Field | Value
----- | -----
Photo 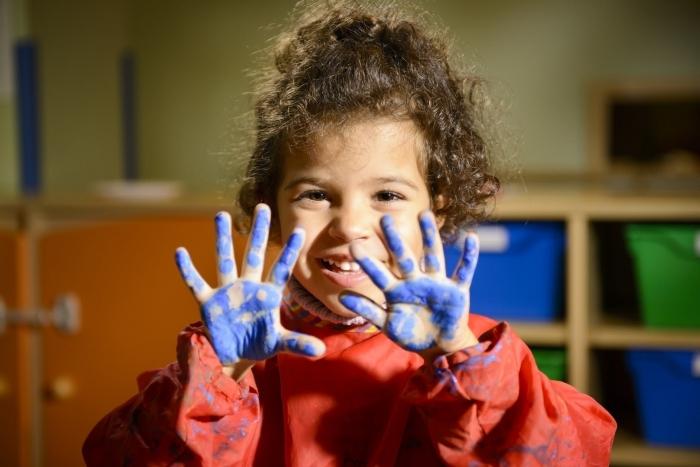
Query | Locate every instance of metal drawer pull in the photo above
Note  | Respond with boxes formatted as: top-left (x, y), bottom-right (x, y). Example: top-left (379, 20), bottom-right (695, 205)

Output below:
top-left (45, 376), bottom-right (77, 401)
top-left (0, 294), bottom-right (80, 334)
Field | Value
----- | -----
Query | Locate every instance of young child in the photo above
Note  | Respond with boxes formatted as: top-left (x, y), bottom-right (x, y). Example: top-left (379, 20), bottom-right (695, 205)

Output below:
top-left (83, 2), bottom-right (616, 465)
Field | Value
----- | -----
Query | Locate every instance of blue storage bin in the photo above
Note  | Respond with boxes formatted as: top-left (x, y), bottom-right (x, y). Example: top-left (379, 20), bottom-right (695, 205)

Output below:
top-left (444, 222), bottom-right (565, 322)
top-left (626, 349), bottom-right (700, 448)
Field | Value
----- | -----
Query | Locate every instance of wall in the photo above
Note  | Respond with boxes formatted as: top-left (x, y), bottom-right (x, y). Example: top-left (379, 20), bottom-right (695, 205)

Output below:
top-left (129, 0), bottom-right (700, 189)
top-left (6, 0), bottom-right (700, 196)
top-left (431, 0), bottom-right (700, 173)
top-left (30, 0), bottom-right (128, 194)
top-left (0, 0), bottom-right (23, 196)
top-left (130, 0), bottom-right (296, 194)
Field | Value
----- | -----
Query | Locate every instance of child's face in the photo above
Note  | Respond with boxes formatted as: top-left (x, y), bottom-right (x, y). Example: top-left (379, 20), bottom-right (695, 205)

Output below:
top-left (276, 118), bottom-right (434, 318)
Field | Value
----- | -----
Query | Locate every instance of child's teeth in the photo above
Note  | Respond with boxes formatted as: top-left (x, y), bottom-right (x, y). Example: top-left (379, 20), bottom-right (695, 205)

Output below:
top-left (324, 258), bottom-right (360, 272)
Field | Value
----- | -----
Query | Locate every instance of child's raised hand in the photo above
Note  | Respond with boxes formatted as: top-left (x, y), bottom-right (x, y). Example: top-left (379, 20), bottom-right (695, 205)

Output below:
top-left (339, 211), bottom-right (479, 357)
top-left (175, 204), bottom-right (326, 366)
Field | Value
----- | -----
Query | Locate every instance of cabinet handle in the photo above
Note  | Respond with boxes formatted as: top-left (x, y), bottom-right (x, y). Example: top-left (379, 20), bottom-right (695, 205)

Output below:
top-left (0, 294), bottom-right (80, 334)
top-left (45, 376), bottom-right (77, 401)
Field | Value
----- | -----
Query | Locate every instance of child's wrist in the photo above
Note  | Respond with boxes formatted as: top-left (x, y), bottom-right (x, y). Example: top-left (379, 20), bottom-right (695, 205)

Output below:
top-left (222, 359), bottom-right (256, 382)
top-left (419, 329), bottom-right (479, 363)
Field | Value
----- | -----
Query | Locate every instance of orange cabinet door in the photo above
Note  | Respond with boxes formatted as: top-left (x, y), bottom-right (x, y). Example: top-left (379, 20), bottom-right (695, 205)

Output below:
top-left (38, 216), bottom-right (277, 466)
top-left (0, 231), bottom-right (30, 467)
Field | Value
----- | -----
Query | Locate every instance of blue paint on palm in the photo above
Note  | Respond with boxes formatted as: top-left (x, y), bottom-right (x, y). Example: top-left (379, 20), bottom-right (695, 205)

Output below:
top-left (386, 277), bottom-right (466, 341)
top-left (203, 281), bottom-right (282, 363)
top-left (386, 308), bottom-right (433, 351)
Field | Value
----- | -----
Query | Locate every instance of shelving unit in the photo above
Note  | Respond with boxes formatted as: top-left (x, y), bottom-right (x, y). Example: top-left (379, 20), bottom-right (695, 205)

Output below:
top-left (494, 186), bottom-right (700, 466)
top-left (1, 187), bottom-right (699, 466)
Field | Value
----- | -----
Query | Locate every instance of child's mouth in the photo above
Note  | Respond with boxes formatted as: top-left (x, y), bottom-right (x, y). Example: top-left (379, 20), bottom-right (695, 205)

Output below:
top-left (317, 258), bottom-right (369, 288)
top-left (319, 258), bottom-right (361, 273)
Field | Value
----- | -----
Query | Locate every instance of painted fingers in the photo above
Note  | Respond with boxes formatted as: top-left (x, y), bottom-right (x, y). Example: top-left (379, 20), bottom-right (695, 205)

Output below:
top-left (215, 211), bottom-right (237, 286)
top-left (175, 247), bottom-right (214, 303)
top-left (418, 211), bottom-right (446, 275)
top-left (268, 227), bottom-right (305, 287)
top-left (338, 292), bottom-right (387, 329)
top-left (241, 204), bottom-right (271, 281)
top-left (174, 209), bottom-right (245, 303)
top-left (279, 330), bottom-right (326, 357)
top-left (453, 233), bottom-right (479, 289)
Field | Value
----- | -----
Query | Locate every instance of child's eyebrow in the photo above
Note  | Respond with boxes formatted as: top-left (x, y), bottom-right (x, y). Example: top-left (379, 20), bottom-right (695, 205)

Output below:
top-left (282, 176), bottom-right (324, 191)
top-left (374, 177), bottom-right (420, 191)
top-left (282, 176), bottom-right (420, 191)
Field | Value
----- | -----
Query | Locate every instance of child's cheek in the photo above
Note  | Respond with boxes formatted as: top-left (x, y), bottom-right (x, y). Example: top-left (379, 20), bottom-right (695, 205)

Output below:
top-left (395, 222), bottom-right (423, 259)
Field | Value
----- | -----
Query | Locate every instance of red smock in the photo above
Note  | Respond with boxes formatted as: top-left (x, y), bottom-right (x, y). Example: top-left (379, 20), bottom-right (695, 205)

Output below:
top-left (83, 305), bottom-right (616, 466)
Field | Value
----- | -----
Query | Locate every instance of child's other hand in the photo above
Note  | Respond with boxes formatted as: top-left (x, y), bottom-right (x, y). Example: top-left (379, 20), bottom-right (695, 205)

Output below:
top-left (175, 204), bottom-right (326, 366)
top-left (339, 211), bottom-right (479, 358)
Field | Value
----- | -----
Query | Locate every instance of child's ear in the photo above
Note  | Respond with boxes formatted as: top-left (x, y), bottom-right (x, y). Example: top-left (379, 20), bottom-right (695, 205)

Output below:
top-left (433, 194), bottom-right (447, 229)
top-left (436, 216), bottom-right (446, 230)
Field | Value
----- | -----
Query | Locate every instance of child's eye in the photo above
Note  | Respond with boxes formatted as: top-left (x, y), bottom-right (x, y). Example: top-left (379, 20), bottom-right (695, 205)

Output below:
top-left (296, 190), bottom-right (329, 202)
top-left (375, 191), bottom-right (405, 203)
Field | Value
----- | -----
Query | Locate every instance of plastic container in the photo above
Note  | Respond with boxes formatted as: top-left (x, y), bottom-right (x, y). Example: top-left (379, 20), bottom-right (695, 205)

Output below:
top-left (626, 349), bottom-right (700, 448)
top-left (625, 224), bottom-right (700, 328)
top-left (531, 348), bottom-right (566, 381)
top-left (444, 222), bottom-right (565, 322)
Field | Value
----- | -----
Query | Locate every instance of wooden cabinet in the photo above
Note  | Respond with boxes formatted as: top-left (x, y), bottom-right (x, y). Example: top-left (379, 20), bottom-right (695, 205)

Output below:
top-left (1, 198), bottom-right (279, 467)
top-left (39, 216), bottom-right (217, 465)
top-left (0, 224), bottom-right (30, 467)
top-left (0, 191), bottom-right (698, 466)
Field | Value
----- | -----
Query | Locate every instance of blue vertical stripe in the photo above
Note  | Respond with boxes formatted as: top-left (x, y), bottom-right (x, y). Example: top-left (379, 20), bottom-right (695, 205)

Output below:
top-left (15, 40), bottom-right (41, 195)
top-left (120, 50), bottom-right (137, 180)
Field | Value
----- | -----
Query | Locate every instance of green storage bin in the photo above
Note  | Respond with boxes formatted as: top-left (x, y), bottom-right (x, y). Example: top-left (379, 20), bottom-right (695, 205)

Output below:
top-left (532, 348), bottom-right (566, 381)
top-left (626, 224), bottom-right (700, 328)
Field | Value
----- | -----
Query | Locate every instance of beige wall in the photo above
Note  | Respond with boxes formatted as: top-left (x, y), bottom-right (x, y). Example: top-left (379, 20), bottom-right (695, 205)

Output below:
top-left (4, 0), bottom-right (699, 196)
top-left (131, 0), bottom-right (296, 194)
top-left (431, 0), bottom-right (700, 173)
top-left (0, 101), bottom-right (17, 196)
top-left (0, 0), bottom-right (23, 196)
top-left (30, 0), bottom-right (127, 194)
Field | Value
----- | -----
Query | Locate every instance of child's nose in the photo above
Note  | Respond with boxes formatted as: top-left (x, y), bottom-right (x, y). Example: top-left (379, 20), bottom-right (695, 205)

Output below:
top-left (327, 203), bottom-right (373, 242)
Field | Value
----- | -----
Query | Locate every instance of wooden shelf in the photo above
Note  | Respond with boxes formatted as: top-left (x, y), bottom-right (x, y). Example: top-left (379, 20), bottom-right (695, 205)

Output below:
top-left (510, 322), bottom-right (567, 345)
top-left (591, 322), bottom-right (700, 349)
top-left (612, 430), bottom-right (700, 466)
top-left (494, 188), bottom-right (700, 220)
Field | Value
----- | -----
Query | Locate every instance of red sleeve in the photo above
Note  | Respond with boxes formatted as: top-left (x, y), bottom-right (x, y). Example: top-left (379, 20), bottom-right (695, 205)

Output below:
top-left (402, 321), bottom-right (617, 466)
top-left (82, 323), bottom-right (261, 467)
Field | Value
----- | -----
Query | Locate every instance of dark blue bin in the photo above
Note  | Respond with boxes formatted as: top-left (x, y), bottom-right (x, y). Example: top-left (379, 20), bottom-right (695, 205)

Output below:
top-left (626, 349), bottom-right (700, 448)
top-left (444, 222), bottom-right (565, 322)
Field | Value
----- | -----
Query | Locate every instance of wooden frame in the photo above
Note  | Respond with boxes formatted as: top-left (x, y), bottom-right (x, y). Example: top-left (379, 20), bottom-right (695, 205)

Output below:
top-left (588, 78), bottom-right (700, 176)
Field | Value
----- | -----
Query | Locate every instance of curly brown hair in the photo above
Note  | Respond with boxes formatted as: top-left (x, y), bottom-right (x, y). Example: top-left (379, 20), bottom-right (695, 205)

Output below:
top-left (237, 0), bottom-right (500, 239)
